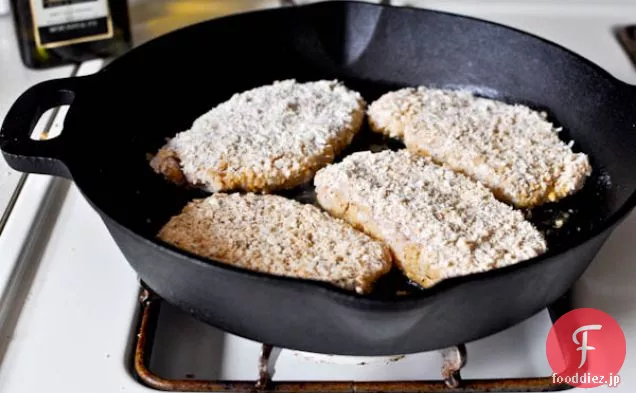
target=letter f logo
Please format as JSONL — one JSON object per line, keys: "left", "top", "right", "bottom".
{"left": 572, "top": 324, "right": 602, "bottom": 368}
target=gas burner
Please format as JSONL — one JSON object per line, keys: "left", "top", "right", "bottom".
{"left": 133, "top": 287, "right": 573, "bottom": 392}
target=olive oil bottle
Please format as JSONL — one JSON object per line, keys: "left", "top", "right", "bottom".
{"left": 10, "top": 0, "right": 131, "bottom": 69}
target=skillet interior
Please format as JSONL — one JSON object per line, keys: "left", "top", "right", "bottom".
{"left": 40, "top": 1, "right": 636, "bottom": 353}
{"left": 68, "top": 1, "right": 636, "bottom": 280}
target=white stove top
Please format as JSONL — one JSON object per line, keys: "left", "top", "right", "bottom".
{"left": 1, "top": 1, "right": 636, "bottom": 392}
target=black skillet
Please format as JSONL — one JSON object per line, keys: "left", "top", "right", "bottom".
{"left": 2, "top": 1, "right": 636, "bottom": 356}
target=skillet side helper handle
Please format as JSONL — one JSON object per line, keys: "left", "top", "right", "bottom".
{"left": 0, "top": 77, "right": 80, "bottom": 179}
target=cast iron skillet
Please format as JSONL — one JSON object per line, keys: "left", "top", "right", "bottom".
{"left": 2, "top": 1, "right": 636, "bottom": 356}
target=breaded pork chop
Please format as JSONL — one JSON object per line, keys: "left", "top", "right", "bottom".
{"left": 158, "top": 193, "right": 392, "bottom": 294}
{"left": 150, "top": 80, "right": 365, "bottom": 193}
{"left": 367, "top": 87, "right": 591, "bottom": 208}
{"left": 314, "top": 150, "right": 547, "bottom": 288}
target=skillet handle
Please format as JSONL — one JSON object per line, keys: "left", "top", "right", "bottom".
{"left": 0, "top": 77, "right": 81, "bottom": 179}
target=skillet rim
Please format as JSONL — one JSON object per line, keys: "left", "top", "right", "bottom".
{"left": 88, "top": 0, "right": 636, "bottom": 305}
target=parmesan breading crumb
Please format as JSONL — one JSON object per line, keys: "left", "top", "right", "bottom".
{"left": 157, "top": 193, "right": 392, "bottom": 294}
{"left": 314, "top": 150, "right": 547, "bottom": 288}
{"left": 150, "top": 80, "right": 365, "bottom": 193}
{"left": 367, "top": 87, "right": 592, "bottom": 208}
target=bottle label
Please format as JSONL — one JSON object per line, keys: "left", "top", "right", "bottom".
{"left": 29, "top": 0, "right": 113, "bottom": 49}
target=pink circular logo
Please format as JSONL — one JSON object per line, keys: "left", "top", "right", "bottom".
{"left": 546, "top": 308, "right": 626, "bottom": 388}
